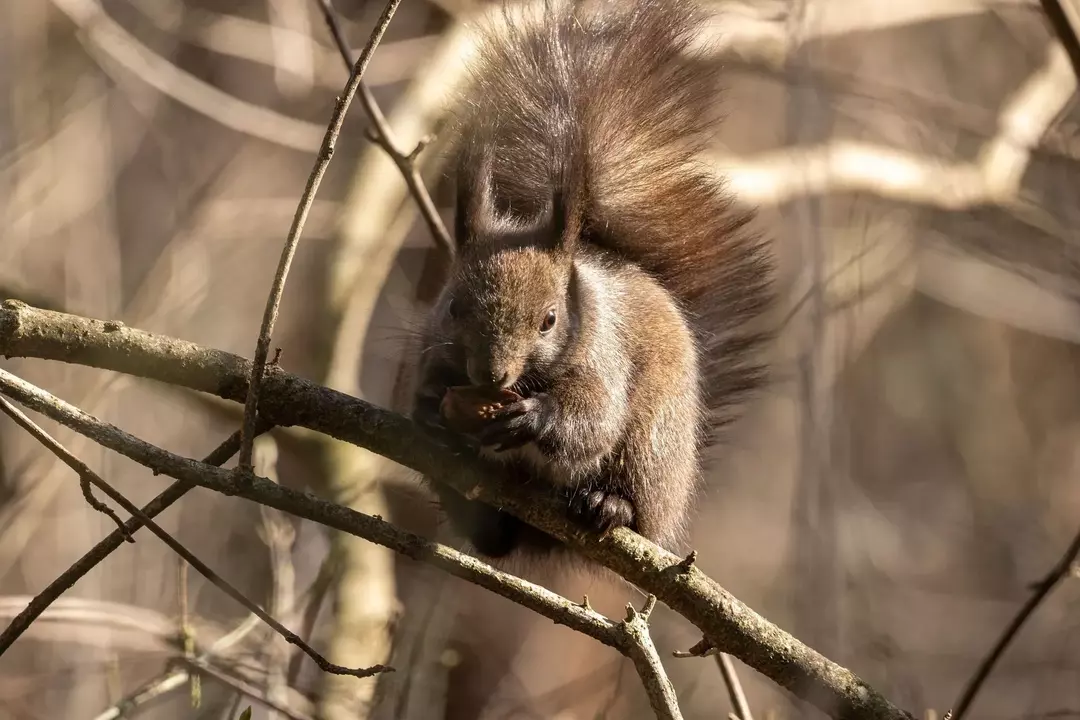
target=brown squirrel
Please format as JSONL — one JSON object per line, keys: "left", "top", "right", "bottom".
{"left": 410, "top": 0, "right": 773, "bottom": 561}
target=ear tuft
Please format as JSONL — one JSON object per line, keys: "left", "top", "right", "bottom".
{"left": 454, "top": 150, "right": 497, "bottom": 249}
{"left": 549, "top": 169, "right": 586, "bottom": 251}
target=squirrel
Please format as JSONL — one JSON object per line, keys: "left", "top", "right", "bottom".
{"left": 409, "top": 0, "right": 773, "bottom": 562}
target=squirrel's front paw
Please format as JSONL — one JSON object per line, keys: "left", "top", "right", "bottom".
{"left": 568, "top": 488, "right": 635, "bottom": 536}
{"left": 477, "top": 394, "right": 548, "bottom": 452}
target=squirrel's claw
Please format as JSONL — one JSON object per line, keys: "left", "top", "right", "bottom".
{"left": 568, "top": 488, "right": 636, "bottom": 535}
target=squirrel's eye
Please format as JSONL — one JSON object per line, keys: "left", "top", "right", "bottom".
{"left": 539, "top": 308, "right": 557, "bottom": 334}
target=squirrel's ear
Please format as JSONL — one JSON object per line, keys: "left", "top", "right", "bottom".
{"left": 454, "top": 151, "right": 497, "bottom": 249}
{"left": 549, "top": 182, "right": 584, "bottom": 251}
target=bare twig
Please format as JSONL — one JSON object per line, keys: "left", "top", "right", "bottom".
{"left": 0, "top": 424, "right": 266, "bottom": 657}
{"left": 622, "top": 596, "right": 682, "bottom": 720}
{"left": 315, "top": 0, "right": 454, "bottom": 254}
{"left": 0, "top": 306, "right": 913, "bottom": 720}
{"left": 948, "top": 525, "right": 1080, "bottom": 720}
{"left": 237, "top": 0, "right": 404, "bottom": 469}
{"left": 717, "top": 653, "right": 755, "bottom": 720}
{"left": 0, "top": 397, "right": 132, "bottom": 539}
{"left": 0, "top": 388, "right": 388, "bottom": 682}
{"left": 176, "top": 657, "right": 314, "bottom": 720}
{"left": 254, "top": 435, "right": 297, "bottom": 719}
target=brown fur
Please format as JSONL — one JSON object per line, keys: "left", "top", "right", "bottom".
{"left": 409, "top": 0, "right": 774, "bottom": 562}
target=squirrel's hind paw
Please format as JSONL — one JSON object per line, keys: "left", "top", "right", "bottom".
{"left": 568, "top": 488, "right": 635, "bottom": 536}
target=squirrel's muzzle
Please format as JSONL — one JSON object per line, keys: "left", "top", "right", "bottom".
{"left": 466, "top": 355, "right": 517, "bottom": 389}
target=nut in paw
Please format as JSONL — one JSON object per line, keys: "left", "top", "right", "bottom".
{"left": 439, "top": 385, "right": 523, "bottom": 434}
{"left": 477, "top": 395, "right": 547, "bottom": 452}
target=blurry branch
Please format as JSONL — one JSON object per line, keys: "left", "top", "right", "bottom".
{"left": 238, "top": 0, "right": 403, "bottom": 470}
{"left": 266, "top": 0, "right": 316, "bottom": 97}
{"left": 1039, "top": 0, "right": 1080, "bottom": 79}
{"left": 0, "top": 386, "right": 389, "bottom": 681}
{"left": 312, "top": 2, "right": 452, "bottom": 709}
{"left": 177, "top": 657, "right": 314, "bottom": 720}
{"left": 0, "top": 369, "right": 688, "bottom": 719}
{"left": 92, "top": 614, "right": 265, "bottom": 720}
{"left": 0, "top": 596, "right": 227, "bottom": 654}
{"left": 0, "top": 301, "right": 913, "bottom": 720}
{"left": 719, "top": 41, "right": 1076, "bottom": 207}
{"left": 94, "top": 552, "right": 337, "bottom": 720}
{"left": 125, "top": 0, "right": 440, "bottom": 87}
{"left": 704, "top": 0, "right": 1037, "bottom": 68}
{"left": 254, "top": 435, "right": 298, "bottom": 720}
{"left": 321, "top": 22, "right": 473, "bottom": 383}
{"left": 315, "top": 0, "right": 455, "bottom": 254}
{"left": 99, "top": 655, "right": 315, "bottom": 720}
{"left": 177, "top": 506, "right": 199, "bottom": 708}
{"left": 96, "top": 673, "right": 195, "bottom": 720}
{"left": 0, "top": 426, "right": 268, "bottom": 657}
{"left": 190, "top": 14, "right": 438, "bottom": 90}
{"left": 50, "top": 0, "right": 324, "bottom": 151}
{"left": 947, "top": 524, "right": 1080, "bottom": 720}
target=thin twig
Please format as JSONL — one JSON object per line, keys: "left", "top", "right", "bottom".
{"left": 176, "top": 657, "right": 314, "bottom": 720}
{"left": 0, "top": 425, "right": 266, "bottom": 657}
{"left": 622, "top": 596, "right": 682, "bottom": 720}
{"left": 0, "top": 393, "right": 388, "bottom": 681}
{"left": 0, "top": 398, "right": 134, "bottom": 539}
{"left": 0, "top": 303, "right": 914, "bottom": 720}
{"left": 315, "top": 0, "right": 454, "bottom": 254}
{"left": 237, "top": 0, "right": 404, "bottom": 470}
{"left": 717, "top": 653, "right": 754, "bottom": 720}
{"left": 948, "top": 525, "right": 1080, "bottom": 719}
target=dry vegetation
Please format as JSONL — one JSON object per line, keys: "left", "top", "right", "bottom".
{"left": 0, "top": 0, "right": 1079, "bottom": 719}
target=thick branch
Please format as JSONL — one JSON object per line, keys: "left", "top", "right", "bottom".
{"left": 0, "top": 300, "right": 912, "bottom": 720}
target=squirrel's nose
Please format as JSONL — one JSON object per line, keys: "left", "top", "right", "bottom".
{"left": 467, "top": 358, "right": 511, "bottom": 388}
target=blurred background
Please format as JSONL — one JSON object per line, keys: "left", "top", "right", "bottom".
{"left": 1, "top": 0, "right": 1078, "bottom": 718}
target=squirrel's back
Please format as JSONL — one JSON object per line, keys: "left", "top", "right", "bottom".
{"left": 454, "top": 0, "right": 773, "bottom": 439}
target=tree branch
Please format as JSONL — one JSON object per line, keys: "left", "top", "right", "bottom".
{"left": 238, "top": 0, "right": 403, "bottom": 469}
{"left": 314, "top": 0, "right": 454, "bottom": 255}
{"left": 0, "top": 300, "right": 912, "bottom": 720}
{"left": 0, "top": 390, "right": 388, "bottom": 680}
{"left": 0, "top": 367, "right": 685, "bottom": 716}
{"left": 948, "top": 524, "right": 1080, "bottom": 720}
{"left": 0, "top": 424, "right": 266, "bottom": 656}
{"left": 1039, "top": 0, "right": 1080, "bottom": 81}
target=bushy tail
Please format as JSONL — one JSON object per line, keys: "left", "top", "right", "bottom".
{"left": 453, "top": 0, "right": 774, "bottom": 434}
